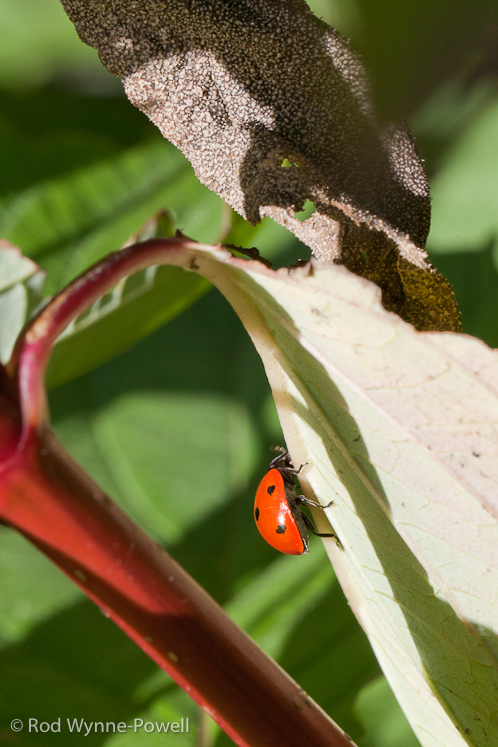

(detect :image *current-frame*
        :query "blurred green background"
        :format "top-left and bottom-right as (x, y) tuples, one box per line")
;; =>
(0, 0), (497, 745)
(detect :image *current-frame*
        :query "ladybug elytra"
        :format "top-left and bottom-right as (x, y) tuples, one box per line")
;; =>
(254, 450), (334, 555)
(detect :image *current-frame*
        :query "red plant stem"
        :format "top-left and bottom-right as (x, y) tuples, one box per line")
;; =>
(1, 240), (354, 747)
(10, 239), (197, 432)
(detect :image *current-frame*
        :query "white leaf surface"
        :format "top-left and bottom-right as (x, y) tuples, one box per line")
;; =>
(182, 244), (498, 747)
(0, 241), (41, 361)
(0, 240), (39, 291)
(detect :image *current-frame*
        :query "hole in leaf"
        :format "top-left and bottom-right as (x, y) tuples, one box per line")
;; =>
(295, 199), (315, 222)
(280, 157), (299, 168)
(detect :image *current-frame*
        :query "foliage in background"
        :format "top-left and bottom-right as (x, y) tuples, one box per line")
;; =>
(0, 0), (496, 745)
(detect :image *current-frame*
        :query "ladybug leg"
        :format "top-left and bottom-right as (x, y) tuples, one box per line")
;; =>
(281, 464), (307, 479)
(285, 461), (307, 475)
(301, 512), (337, 539)
(269, 449), (307, 475)
(269, 448), (290, 469)
(296, 495), (334, 510)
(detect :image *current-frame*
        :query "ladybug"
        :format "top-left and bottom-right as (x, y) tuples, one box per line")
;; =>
(254, 450), (334, 555)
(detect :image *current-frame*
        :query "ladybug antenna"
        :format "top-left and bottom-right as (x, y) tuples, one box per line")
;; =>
(271, 445), (287, 456)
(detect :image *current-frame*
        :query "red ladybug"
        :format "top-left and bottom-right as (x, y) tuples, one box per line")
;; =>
(254, 451), (334, 555)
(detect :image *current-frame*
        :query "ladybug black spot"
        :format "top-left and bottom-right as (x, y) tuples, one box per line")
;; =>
(255, 507), (260, 522)
(276, 523), (286, 534)
(267, 484), (276, 495)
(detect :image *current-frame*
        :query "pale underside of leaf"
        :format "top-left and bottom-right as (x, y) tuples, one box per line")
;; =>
(0, 242), (42, 361)
(0, 240), (39, 291)
(173, 244), (498, 747)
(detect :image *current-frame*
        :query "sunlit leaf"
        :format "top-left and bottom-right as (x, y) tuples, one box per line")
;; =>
(169, 243), (498, 747)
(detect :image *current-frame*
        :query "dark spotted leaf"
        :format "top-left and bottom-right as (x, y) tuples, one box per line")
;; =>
(60, 0), (460, 332)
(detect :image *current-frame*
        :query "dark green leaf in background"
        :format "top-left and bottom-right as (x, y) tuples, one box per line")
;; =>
(46, 265), (210, 389)
(428, 98), (498, 252)
(0, 139), (225, 294)
(421, 91), (498, 348)
(0, 0), (116, 92)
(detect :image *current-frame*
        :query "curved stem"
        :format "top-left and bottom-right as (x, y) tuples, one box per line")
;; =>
(3, 240), (354, 747)
(1, 427), (350, 747)
(9, 238), (199, 434)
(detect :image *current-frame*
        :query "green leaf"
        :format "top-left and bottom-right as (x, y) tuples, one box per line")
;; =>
(0, 599), (176, 745)
(0, 0), (112, 91)
(226, 551), (382, 740)
(0, 139), (225, 294)
(355, 677), (421, 747)
(49, 292), (264, 550)
(0, 529), (82, 644)
(427, 246), (498, 349)
(104, 693), (198, 746)
(0, 106), (123, 199)
(46, 265), (210, 389)
(428, 96), (498, 255)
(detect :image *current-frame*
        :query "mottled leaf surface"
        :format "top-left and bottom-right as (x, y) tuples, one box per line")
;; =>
(60, 0), (460, 332)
